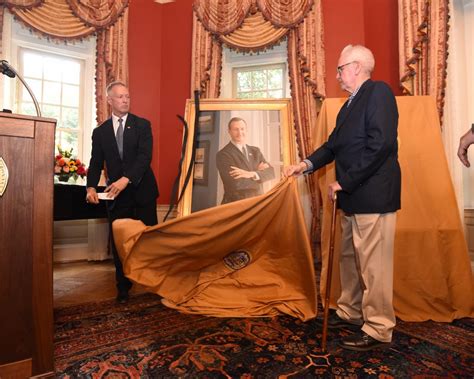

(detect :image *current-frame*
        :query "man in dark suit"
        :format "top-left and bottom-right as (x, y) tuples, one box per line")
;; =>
(86, 81), (159, 303)
(285, 45), (401, 351)
(216, 117), (275, 204)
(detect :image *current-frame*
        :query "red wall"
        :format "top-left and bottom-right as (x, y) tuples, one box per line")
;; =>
(158, 0), (194, 204)
(322, 0), (401, 97)
(322, 0), (366, 98)
(128, 0), (193, 204)
(128, 0), (163, 186)
(363, 0), (402, 95)
(128, 0), (399, 204)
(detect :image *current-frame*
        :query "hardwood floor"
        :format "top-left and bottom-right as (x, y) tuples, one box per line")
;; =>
(54, 260), (146, 308)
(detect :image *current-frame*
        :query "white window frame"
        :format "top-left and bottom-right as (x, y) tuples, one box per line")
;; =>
(18, 47), (85, 155)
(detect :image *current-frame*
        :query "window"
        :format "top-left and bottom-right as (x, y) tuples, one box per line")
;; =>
(233, 64), (286, 99)
(18, 48), (83, 154)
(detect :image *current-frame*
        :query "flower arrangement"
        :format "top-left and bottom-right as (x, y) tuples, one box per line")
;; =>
(54, 146), (87, 182)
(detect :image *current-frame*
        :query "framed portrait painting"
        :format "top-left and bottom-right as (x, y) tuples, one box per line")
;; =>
(178, 99), (296, 216)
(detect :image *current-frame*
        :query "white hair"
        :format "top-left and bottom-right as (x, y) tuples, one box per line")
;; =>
(106, 81), (127, 96)
(341, 44), (375, 75)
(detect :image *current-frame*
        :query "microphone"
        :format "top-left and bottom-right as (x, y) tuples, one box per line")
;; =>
(0, 60), (16, 78)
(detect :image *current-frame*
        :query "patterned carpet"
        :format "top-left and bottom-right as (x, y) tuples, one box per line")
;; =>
(54, 293), (474, 378)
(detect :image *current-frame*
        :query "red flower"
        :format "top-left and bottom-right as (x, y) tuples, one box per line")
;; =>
(77, 166), (87, 176)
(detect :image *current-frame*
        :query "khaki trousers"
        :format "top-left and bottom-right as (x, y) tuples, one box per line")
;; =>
(336, 212), (397, 342)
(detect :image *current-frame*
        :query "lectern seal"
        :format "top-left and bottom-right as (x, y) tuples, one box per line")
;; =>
(0, 157), (9, 197)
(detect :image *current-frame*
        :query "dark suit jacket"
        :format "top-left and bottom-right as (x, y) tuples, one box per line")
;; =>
(87, 113), (159, 209)
(216, 142), (275, 204)
(307, 80), (401, 214)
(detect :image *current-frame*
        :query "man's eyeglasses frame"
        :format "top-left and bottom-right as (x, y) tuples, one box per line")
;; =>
(337, 61), (357, 75)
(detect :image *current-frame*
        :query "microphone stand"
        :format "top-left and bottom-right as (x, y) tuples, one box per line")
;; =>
(1, 60), (42, 117)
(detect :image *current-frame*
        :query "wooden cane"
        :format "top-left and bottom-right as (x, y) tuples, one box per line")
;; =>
(321, 192), (338, 352)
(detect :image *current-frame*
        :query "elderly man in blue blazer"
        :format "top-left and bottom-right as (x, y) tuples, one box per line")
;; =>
(285, 44), (401, 351)
(86, 81), (159, 304)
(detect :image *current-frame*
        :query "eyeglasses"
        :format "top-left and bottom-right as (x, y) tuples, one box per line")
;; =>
(337, 61), (356, 75)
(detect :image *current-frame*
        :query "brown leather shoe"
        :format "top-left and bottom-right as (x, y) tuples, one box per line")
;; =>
(339, 331), (391, 351)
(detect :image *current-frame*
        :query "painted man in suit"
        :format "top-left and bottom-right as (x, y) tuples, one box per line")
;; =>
(216, 117), (275, 204)
(285, 45), (401, 351)
(86, 81), (159, 304)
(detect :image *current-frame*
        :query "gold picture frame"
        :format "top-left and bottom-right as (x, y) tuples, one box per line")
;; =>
(178, 99), (296, 216)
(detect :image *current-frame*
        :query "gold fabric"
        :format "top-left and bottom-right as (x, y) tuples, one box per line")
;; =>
(0, 7), (3, 56)
(9, 0), (95, 39)
(1, 0), (42, 7)
(287, 1), (325, 241)
(316, 96), (474, 321)
(95, 7), (129, 124)
(256, 0), (314, 28)
(193, 0), (253, 35)
(219, 10), (287, 52)
(66, 0), (128, 28)
(191, 13), (222, 98)
(113, 177), (317, 321)
(398, 0), (449, 121)
(193, 0), (315, 34)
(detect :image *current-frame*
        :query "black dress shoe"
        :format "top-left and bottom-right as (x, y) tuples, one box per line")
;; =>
(116, 291), (129, 304)
(324, 312), (363, 329)
(339, 331), (391, 351)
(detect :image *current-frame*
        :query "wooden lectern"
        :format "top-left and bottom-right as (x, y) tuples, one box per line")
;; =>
(0, 113), (56, 378)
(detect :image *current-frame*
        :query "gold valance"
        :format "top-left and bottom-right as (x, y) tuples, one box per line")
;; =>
(219, 10), (287, 52)
(8, 0), (128, 39)
(193, 0), (253, 35)
(66, 0), (128, 29)
(9, 0), (95, 39)
(1, 0), (42, 7)
(257, 0), (313, 28)
(194, 0), (314, 35)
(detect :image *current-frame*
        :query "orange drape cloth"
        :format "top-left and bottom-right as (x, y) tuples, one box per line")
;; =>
(316, 96), (474, 322)
(113, 177), (317, 321)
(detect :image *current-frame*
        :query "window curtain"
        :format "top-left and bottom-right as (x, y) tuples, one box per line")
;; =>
(398, 0), (450, 122)
(1, 0), (129, 123)
(192, 0), (326, 242)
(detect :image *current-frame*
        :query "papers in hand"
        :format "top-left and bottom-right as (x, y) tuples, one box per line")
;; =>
(98, 192), (115, 201)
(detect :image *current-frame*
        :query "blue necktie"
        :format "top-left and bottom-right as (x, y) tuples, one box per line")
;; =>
(347, 92), (356, 107)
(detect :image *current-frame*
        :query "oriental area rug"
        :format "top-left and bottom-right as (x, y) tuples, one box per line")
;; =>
(54, 293), (474, 378)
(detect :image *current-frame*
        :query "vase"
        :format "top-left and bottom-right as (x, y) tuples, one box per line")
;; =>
(57, 174), (71, 183)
